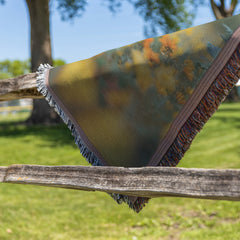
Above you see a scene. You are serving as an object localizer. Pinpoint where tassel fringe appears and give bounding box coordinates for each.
[36,45,240,212]
[124,45,240,212]
[36,64,103,167]
[36,64,146,212]
[160,45,240,167]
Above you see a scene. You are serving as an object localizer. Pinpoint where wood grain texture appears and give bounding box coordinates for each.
[1,164,240,200]
[0,73,43,101]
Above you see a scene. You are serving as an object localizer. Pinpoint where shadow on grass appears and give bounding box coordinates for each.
[212,115,240,129]
[0,121,75,148]
[217,108,240,113]
[214,115,240,130]
[1,102,239,149]
[210,103,240,128]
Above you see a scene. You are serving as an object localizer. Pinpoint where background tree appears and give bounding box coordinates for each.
[1,0,204,124]
[1,0,239,123]
[210,0,238,19]
[106,0,204,36]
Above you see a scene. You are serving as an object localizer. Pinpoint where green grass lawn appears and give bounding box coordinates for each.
[0,103,240,240]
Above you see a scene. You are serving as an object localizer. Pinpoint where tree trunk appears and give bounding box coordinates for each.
[210,0,238,19]
[25,0,61,124]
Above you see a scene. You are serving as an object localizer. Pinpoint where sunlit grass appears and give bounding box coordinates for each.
[0,104,240,239]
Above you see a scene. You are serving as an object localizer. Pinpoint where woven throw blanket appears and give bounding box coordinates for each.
[37,14,240,212]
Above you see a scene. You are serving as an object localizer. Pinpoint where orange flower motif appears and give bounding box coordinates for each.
[143,38,154,48]
[159,35,178,57]
[143,38,160,65]
[183,58,195,81]
[176,92,186,105]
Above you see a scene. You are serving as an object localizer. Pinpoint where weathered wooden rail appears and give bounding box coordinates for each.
[0,73,240,201]
[0,73,42,101]
[1,164,240,200]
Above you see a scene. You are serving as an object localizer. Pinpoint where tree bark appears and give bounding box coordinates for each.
[25,0,61,124]
[210,0,238,19]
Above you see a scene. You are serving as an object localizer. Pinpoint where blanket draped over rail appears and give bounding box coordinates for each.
[37,14,240,212]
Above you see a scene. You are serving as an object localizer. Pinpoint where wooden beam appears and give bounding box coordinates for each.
[1,164,240,200]
[0,73,43,101]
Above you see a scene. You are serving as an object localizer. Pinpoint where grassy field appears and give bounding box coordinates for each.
[0,103,240,240]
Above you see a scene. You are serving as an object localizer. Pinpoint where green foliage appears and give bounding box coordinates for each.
[0,103,240,239]
[0,59,65,80]
[56,0,88,20]
[105,0,205,36]
[2,0,240,37]
[0,72,11,80]
[131,0,204,36]
[55,0,205,36]
[53,58,66,67]
[0,60,30,79]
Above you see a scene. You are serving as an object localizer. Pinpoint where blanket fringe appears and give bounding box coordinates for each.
[36,64,146,212]
[122,45,240,212]
[110,193,149,213]
[37,64,103,167]
[160,44,240,167]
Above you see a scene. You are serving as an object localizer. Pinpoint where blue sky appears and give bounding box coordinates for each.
[0,1,217,63]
